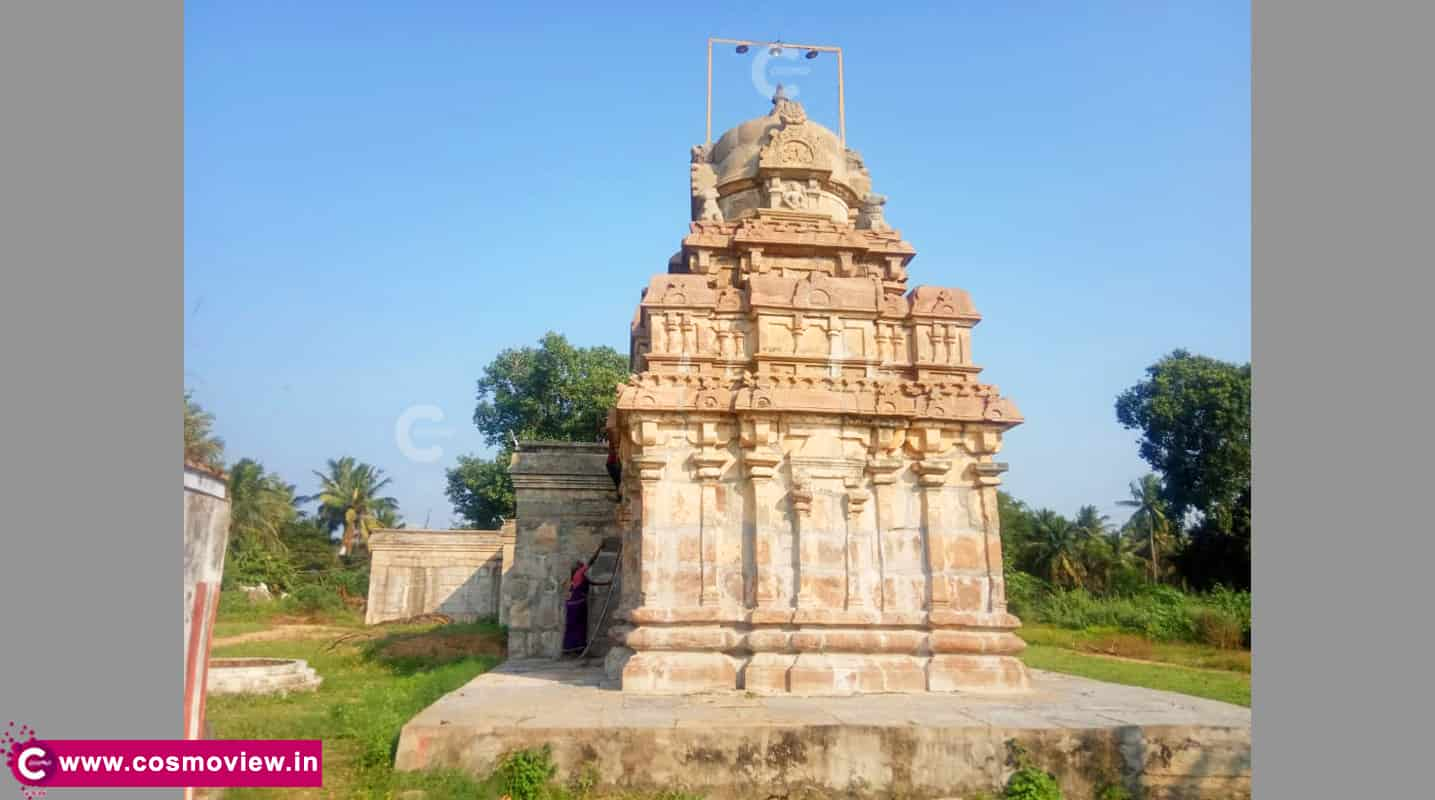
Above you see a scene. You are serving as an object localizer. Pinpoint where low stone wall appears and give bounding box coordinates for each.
[504,442,620,658]
[365,527,514,624]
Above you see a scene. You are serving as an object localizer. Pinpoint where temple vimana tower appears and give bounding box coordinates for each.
[604,88,1030,695]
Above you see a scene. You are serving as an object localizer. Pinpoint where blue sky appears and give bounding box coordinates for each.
[184,1,1249,530]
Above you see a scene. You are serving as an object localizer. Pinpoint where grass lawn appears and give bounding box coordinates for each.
[1020,643,1251,707]
[206,620,706,799]
[207,621,504,799]
[213,620,273,639]
[1019,623,1251,673]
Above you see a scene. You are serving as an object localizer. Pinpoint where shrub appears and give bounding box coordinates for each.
[497,746,556,800]
[223,542,297,593]
[1005,767,1062,800]
[1194,609,1244,649]
[282,583,346,615]
[1204,585,1253,635]
[1004,571,1051,617]
[1096,782,1133,800]
[1014,580,1252,648]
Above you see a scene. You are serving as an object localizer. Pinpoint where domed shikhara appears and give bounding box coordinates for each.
[691,90,875,226]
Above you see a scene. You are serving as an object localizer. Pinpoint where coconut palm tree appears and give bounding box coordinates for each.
[1073,505,1111,539]
[373,507,405,530]
[183,391,225,470]
[303,457,399,557]
[227,458,298,551]
[1025,509,1085,590]
[1118,474,1171,583]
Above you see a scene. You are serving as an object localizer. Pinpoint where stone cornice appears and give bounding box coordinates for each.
[367,529,509,554]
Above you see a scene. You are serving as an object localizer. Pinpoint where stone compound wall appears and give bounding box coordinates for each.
[504,441,620,658]
[183,461,230,741]
[364,527,514,624]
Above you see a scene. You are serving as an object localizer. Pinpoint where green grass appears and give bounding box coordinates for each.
[1020,643,1251,707]
[216,588,366,629]
[1020,623,1251,673]
[207,622,502,799]
[206,621,710,799]
[213,620,272,639]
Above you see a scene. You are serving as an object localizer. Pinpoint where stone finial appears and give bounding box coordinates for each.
[771,83,808,125]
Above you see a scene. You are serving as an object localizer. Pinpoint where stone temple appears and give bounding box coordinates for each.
[603,89,1031,695]
[389,87,1251,800]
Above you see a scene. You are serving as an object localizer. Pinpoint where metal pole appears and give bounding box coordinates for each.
[707,38,847,146]
[706,38,714,146]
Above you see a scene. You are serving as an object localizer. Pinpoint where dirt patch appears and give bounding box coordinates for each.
[211,658,296,668]
[1079,632,1155,661]
[213,625,352,647]
[374,631,505,662]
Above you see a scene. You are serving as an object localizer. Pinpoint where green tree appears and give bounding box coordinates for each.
[471,331,629,447]
[445,454,515,530]
[1025,509,1085,590]
[280,515,342,575]
[373,506,405,529]
[1072,505,1111,538]
[1117,474,1172,583]
[1070,505,1114,593]
[447,332,628,528]
[183,390,225,470]
[226,458,298,552]
[1114,350,1251,527]
[997,490,1038,573]
[302,457,399,556]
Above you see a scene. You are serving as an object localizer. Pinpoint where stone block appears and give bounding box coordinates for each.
[622,651,739,694]
[926,654,1031,693]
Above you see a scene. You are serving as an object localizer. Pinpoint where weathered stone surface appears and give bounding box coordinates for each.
[364,527,513,624]
[609,94,1030,694]
[184,461,230,741]
[506,441,621,658]
[206,658,321,696]
[395,661,1251,799]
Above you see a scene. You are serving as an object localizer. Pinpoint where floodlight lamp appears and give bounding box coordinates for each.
[735,44,749,54]
[805,49,819,59]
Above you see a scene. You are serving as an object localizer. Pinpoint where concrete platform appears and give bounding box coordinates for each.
[395,659,1250,799]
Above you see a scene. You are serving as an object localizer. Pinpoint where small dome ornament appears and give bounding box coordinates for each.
[771,84,807,125]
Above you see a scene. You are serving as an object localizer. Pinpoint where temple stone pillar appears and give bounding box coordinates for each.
[611,89,1031,694]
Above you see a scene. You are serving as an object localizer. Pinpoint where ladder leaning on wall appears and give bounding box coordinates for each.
[579,536,623,660]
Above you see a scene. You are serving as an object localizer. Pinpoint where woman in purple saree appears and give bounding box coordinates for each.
[562,555,610,656]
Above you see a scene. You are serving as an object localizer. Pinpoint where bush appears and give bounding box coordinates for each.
[497,746,556,800]
[283,583,346,615]
[1011,578,1251,648]
[223,542,297,593]
[1194,609,1244,649]
[1204,585,1253,635]
[1005,767,1062,800]
[1096,783,1133,800]
[1005,571,1051,617]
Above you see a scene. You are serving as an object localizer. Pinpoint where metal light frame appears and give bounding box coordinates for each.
[706,37,845,147]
